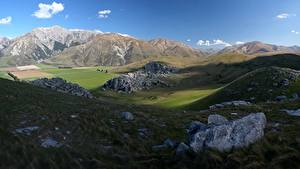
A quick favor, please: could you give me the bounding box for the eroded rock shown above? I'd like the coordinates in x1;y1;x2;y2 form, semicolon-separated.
102;62;176;93
31;78;93;98
190;113;266;152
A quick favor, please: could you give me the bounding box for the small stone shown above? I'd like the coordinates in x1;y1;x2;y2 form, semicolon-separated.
70;114;78;118
281;109;300;116
275;96;287;102
120;112;134;121
41;138;61;148
15;126;39;136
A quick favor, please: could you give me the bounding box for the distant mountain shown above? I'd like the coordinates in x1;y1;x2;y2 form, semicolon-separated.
47;34;204;66
218;41;300;55
148;39;204;57
199;47;221;56
0;37;11;51
0;26;99;66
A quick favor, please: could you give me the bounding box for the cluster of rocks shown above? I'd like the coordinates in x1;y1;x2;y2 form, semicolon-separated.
31;78;93;98
269;67;300;86
152;113;266;154
102;61;177;93
209;100;251;109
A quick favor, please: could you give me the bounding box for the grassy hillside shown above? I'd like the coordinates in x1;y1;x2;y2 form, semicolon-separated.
93;86;219;109
0;78;300;169
186;66;300;110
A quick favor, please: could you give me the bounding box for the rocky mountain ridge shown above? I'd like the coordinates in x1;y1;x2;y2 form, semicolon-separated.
218;41;300;55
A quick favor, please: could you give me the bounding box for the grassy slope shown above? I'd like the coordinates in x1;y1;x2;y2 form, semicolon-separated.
42;67;116;90
0;78;299;169
94;87;219;109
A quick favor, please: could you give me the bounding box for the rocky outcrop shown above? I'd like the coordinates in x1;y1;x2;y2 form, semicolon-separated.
102;62;176;93
209;100;251;109
31;78;93;98
189;113;266;152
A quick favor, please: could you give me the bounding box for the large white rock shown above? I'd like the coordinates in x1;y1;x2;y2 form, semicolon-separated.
190;113;266;152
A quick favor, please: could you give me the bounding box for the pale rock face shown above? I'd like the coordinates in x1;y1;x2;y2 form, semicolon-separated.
2;26;99;65
190;113;266;152
0;37;11;51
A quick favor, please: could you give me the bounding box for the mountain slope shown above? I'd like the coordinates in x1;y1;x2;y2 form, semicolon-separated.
0;37;11;51
47;34;204;66
218;41;300;56
0;26;98;66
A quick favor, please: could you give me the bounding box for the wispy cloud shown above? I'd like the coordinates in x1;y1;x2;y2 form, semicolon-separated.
33;2;64;19
276;13;296;19
197;39;232;47
0;16;12;25
186;39;191;42
98;9;111;18
291;30;299;35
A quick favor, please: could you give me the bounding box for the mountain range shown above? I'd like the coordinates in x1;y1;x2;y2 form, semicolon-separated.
218;41;300;55
0;26;300;67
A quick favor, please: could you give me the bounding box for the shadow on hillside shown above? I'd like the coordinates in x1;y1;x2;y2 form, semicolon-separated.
180;53;300;110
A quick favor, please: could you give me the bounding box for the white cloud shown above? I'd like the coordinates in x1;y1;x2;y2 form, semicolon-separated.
33;2;64;19
197;39;232;47
65;14;69;19
235;41;245;45
0;16;12;25
276;13;296;19
197;40;210;46
186;39;191;42
98;9;111;18
291;30;299;35
213;39;232;47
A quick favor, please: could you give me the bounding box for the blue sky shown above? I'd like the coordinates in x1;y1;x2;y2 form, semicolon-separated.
0;0;299;47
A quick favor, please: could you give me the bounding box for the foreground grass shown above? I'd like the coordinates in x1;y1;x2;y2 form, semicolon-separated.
0;78;299;169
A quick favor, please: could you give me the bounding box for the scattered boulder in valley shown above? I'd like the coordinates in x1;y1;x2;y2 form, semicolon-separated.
31;78;93;98
102;61;177;93
189;113;266;152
